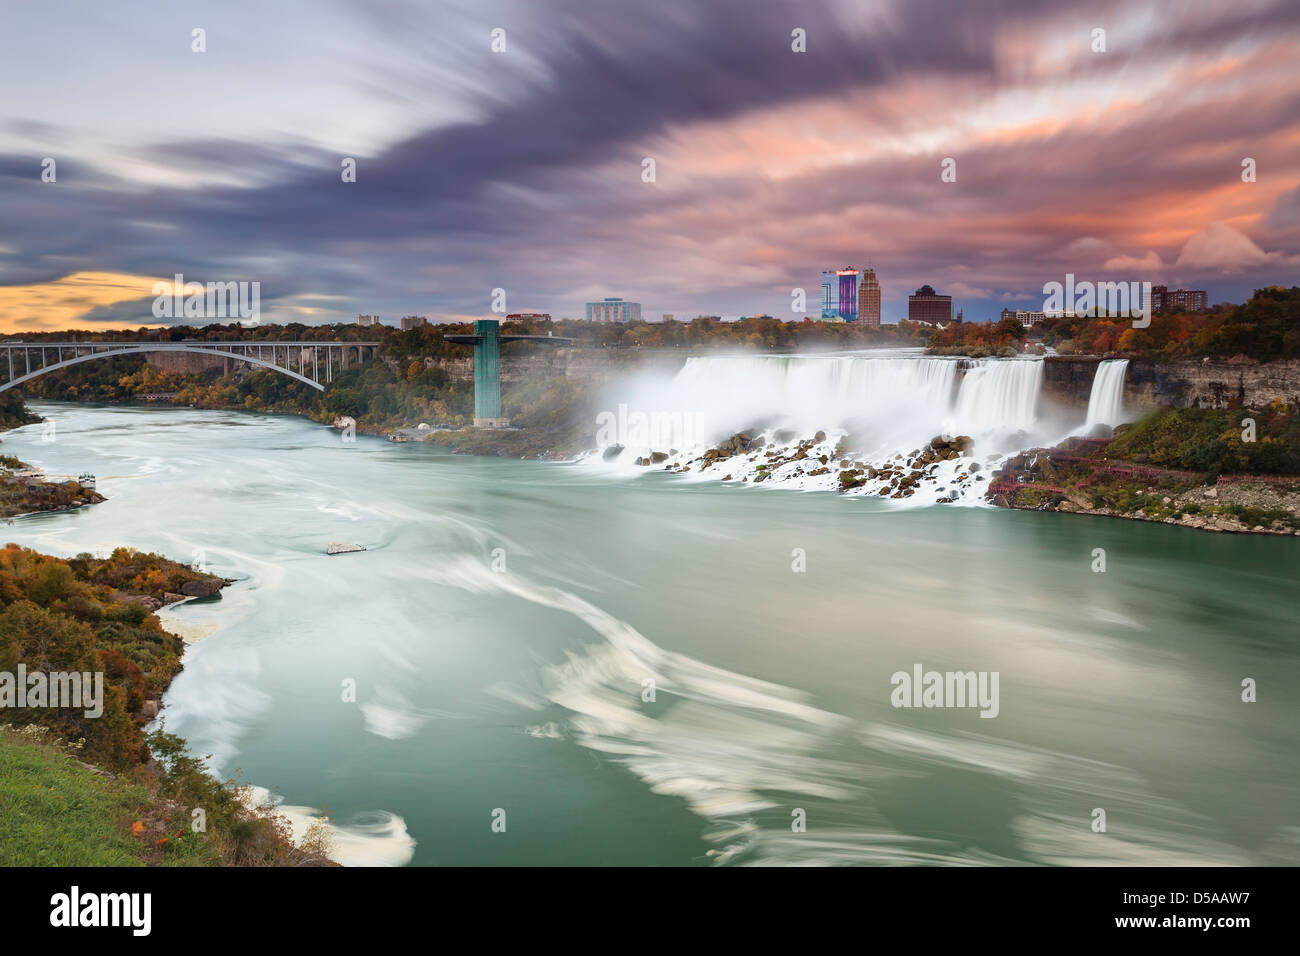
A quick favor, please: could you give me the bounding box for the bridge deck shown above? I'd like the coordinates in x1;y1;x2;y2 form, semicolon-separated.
0;340;381;393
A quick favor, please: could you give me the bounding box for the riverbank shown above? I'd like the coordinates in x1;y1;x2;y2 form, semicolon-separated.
0;542;337;865
987;405;1300;535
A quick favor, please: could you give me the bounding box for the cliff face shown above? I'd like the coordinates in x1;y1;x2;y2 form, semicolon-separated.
1044;356;1300;410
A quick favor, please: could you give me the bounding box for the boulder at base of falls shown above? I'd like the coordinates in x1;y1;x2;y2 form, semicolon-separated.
650;451;668;463
839;470;865;490
602;444;625;461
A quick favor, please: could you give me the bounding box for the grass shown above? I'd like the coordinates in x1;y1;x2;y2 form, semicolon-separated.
0;730;151;866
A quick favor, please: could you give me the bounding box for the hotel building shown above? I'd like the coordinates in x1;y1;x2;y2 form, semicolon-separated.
586;298;641;323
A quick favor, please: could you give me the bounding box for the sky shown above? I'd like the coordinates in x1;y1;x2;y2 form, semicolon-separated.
1;0;1298;331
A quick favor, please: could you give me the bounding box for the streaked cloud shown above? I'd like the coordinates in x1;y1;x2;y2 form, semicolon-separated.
0;0;1297;329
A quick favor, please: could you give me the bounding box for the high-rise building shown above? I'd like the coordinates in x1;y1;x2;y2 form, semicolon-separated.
1148;286;1207;313
585;297;641;323
907;285;954;326
858;269;881;327
400;315;429;330
356;314;379;326
820;268;859;321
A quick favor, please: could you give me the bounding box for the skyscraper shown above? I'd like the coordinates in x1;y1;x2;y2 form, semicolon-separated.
820;268;859;321
858;269;881;327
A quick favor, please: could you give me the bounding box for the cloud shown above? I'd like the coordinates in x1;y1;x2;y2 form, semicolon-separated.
1103;250;1166;272
0;272;172;332
2;0;1299;328
1173;222;1280;272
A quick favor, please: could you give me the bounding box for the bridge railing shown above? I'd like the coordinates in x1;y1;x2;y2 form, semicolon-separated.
0;341;381;393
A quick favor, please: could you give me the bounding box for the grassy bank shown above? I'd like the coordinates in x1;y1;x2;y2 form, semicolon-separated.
0;545;335;866
0;726;154;866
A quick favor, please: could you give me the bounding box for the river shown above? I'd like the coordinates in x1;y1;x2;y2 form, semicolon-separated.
2;399;1296;866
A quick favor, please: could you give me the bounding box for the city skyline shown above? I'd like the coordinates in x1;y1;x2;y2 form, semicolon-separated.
2;0;1299;333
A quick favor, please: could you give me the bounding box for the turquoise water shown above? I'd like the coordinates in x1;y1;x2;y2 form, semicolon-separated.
3;402;1296;865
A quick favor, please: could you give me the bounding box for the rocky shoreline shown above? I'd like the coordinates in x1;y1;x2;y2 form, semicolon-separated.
0;465;106;519
616;428;996;503
988;439;1300;535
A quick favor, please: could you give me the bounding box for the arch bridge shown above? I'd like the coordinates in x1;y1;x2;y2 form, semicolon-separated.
0;340;381;393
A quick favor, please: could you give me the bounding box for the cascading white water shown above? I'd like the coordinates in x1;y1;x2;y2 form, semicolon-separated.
952;359;1044;435
596;351;1056;503
657;354;959;450
606;353;1047;458
1085;359;1129;428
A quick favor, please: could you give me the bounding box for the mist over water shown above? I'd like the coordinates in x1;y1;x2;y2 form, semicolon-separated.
3;400;1295;866
595;352;1076;503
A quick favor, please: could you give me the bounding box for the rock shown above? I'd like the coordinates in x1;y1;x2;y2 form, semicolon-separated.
601;444;625;461
141;700;159;719
181;578;223;598
333;415;356;431
813;430;827;443
635;457;649;466
162;592;186;604
650;451;668;464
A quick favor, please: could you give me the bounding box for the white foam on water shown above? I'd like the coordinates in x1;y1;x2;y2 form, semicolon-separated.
426;557;1267;866
243;786;417;867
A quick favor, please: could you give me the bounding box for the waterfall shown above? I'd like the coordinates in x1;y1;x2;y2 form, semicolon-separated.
952;359;1043;434
607;353;1046;456
1085;359;1129;428
599;352;1056;502
664;354;958;447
